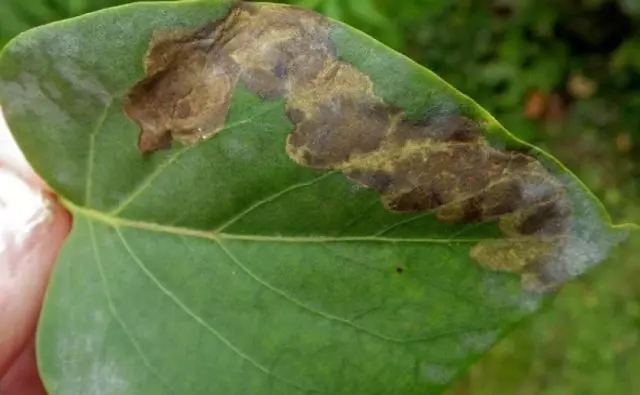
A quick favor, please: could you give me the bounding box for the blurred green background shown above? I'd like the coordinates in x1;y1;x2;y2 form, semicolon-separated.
1;0;639;394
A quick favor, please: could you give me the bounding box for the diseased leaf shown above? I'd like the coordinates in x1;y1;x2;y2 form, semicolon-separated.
0;1;634;394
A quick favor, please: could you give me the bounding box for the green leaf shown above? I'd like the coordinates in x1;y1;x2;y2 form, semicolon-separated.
0;1;635;394
0;0;154;49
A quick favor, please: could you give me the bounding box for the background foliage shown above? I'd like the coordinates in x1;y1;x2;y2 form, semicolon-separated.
1;0;639;394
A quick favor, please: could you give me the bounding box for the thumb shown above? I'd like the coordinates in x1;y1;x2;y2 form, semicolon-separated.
0;109;71;392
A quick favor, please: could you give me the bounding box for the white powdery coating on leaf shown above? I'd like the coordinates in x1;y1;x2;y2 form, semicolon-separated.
55;329;130;395
57;359;129;395
480;273;543;313
1;74;71;127
551;174;628;281
87;361;130;395
460;330;498;354
480;170;625;303
2;72;93;187
448;329;501;360
53;57;111;104
419;363;456;385
55;327;101;371
40;28;81;58
520;178;555;202
43;81;63;100
50;270;122;395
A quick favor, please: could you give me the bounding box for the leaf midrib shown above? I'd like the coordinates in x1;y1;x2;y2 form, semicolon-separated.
89;220;324;394
82;198;505;395
64;199;498;245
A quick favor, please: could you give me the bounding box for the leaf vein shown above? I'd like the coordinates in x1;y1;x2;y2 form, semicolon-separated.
84;100;112;206
318;243;493;313
108;101;284;216
114;227;322;394
372;175;533;237
334;199;380;236
216;238;425;343
108;145;192;216
373;211;432;237
215;171;337;232
89;220;177;394
65;201;575;244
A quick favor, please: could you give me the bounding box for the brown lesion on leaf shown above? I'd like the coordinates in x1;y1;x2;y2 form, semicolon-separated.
124;16;241;153
123;2;326;153
123;1;574;292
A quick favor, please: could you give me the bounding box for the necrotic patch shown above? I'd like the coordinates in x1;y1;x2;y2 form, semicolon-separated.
123;1;574;292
